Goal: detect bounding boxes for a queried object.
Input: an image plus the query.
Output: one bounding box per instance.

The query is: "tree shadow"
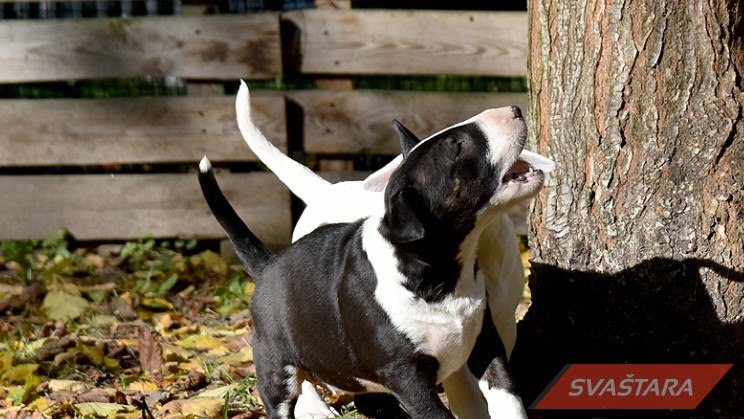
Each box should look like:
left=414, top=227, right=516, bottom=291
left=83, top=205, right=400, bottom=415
left=511, top=258, right=743, bottom=418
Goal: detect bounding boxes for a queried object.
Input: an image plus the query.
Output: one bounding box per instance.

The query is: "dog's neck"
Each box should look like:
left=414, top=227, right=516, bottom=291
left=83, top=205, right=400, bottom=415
left=374, top=215, right=484, bottom=303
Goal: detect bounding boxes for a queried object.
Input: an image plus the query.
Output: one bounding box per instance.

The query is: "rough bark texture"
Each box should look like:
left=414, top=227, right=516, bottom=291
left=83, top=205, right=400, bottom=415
left=513, top=0, right=743, bottom=416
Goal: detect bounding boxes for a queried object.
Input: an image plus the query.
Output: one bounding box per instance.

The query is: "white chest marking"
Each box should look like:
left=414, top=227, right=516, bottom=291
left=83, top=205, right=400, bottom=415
left=362, top=217, right=486, bottom=382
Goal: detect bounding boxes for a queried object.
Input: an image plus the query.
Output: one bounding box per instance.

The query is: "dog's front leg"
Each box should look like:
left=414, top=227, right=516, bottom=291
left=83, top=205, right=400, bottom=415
left=387, top=382, right=455, bottom=419
left=467, top=308, right=527, bottom=419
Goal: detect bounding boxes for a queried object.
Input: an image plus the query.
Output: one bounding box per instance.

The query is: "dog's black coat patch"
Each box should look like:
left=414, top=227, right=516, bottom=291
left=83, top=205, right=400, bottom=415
left=250, top=221, right=441, bottom=398
left=381, top=123, right=500, bottom=302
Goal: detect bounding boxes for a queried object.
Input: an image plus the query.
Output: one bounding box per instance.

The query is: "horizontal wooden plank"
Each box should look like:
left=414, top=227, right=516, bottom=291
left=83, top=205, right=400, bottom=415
left=0, top=14, right=281, bottom=83
left=0, top=94, right=285, bottom=166
left=0, top=173, right=291, bottom=246
left=283, top=10, right=527, bottom=76
left=291, top=90, right=528, bottom=154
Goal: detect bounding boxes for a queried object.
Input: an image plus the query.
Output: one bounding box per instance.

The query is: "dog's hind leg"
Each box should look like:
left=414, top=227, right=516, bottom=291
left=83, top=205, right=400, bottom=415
left=294, top=381, right=337, bottom=419
left=441, top=365, right=489, bottom=419
left=380, top=361, right=455, bottom=419
left=256, top=360, right=301, bottom=419
left=354, top=393, right=409, bottom=419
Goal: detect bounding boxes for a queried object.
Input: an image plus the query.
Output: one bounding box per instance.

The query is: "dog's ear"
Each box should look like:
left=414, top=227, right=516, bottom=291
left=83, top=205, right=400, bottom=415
left=393, top=120, right=421, bottom=158
left=382, top=186, right=425, bottom=243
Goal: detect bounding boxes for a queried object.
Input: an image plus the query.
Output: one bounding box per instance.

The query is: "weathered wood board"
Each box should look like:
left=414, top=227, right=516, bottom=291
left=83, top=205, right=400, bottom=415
left=291, top=90, right=528, bottom=154
left=283, top=10, right=528, bottom=76
left=0, top=14, right=281, bottom=82
left=0, top=94, right=285, bottom=166
left=0, top=173, right=291, bottom=246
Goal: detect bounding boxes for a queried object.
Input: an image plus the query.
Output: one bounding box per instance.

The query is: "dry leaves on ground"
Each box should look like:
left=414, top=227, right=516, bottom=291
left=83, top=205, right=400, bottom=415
left=0, top=231, right=264, bottom=418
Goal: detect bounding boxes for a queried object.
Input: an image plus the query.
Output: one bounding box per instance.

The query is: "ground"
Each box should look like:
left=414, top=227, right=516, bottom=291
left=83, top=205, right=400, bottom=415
left=0, top=231, right=531, bottom=418
left=0, top=231, right=358, bottom=419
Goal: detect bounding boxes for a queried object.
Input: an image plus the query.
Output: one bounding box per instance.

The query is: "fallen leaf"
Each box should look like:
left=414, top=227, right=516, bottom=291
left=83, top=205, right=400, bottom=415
left=109, top=296, right=138, bottom=321
left=160, top=397, right=223, bottom=418
left=140, top=297, right=174, bottom=311
left=42, top=283, right=89, bottom=321
left=174, top=335, right=227, bottom=352
left=48, top=379, right=89, bottom=392
left=195, top=383, right=237, bottom=399
left=127, top=380, right=159, bottom=392
left=74, top=402, right=135, bottom=417
left=190, top=251, right=228, bottom=276
left=1, top=364, right=39, bottom=384
left=139, top=328, right=164, bottom=375
left=0, top=351, right=13, bottom=371
left=27, top=396, right=50, bottom=411
left=216, top=346, right=253, bottom=366
left=176, top=358, right=204, bottom=374
left=4, top=386, right=24, bottom=404
left=161, top=344, right=190, bottom=363
left=0, top=406, right=45, bottom=419
left=243, top=281, right=256, bottom=300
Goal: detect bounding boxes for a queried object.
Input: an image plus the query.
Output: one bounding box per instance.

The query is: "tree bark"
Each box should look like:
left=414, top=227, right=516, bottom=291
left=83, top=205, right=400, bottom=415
left=513, top=0, right=743, bottom=415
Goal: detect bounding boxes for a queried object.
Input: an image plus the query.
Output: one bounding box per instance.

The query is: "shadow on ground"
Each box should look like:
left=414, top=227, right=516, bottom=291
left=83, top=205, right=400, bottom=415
left=511, top=258, right=743, bottom=419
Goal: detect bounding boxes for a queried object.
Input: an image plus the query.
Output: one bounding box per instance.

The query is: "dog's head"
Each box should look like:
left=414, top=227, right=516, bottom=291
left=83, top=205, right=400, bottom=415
left=380, top=107, right=552, bottom=244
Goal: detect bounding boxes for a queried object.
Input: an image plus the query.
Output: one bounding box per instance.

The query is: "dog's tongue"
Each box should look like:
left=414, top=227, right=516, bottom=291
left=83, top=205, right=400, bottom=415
left=519, top=149, right=556, bottom=173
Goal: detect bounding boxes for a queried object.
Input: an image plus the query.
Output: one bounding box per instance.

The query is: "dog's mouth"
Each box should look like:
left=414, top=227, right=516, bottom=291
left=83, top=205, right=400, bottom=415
left=502, top=149, right=556, bottom=184
left=502, top=159, right=538, bottom=183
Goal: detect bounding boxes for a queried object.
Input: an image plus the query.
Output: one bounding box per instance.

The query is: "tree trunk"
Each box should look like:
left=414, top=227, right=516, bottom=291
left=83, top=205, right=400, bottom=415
left=513, top=0, right=743, bottom=416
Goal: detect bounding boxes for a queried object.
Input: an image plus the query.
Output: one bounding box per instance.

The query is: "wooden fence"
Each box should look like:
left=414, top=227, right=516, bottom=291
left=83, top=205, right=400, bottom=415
left=0, top=8, right=528, bottom=247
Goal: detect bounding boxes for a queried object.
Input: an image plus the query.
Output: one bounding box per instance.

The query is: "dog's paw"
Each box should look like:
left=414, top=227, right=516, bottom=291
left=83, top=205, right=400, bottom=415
left=294, top=381, right=338, bottom=419
left=479, top=381, right=528, bottom=419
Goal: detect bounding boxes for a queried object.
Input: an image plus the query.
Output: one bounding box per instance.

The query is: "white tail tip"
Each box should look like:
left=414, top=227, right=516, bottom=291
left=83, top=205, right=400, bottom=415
left=199, top=155, right=212, bottom=173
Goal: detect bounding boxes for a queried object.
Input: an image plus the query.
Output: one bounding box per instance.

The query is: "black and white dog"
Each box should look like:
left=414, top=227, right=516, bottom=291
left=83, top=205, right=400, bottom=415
left=199, top=96, right=551, bottom=418
left=231, top=82, right=554, bottom=418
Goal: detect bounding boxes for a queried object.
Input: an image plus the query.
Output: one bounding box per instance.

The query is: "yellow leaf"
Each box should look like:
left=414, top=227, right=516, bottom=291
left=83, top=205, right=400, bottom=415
left=174, top=335, right=226, bottom=352
left=153, top=313, right=174, bottom=333
left=127, top=380, right=159, bottom=392
left=5, top=386, right=24, bottom=404
left=28, top=396, right=50, bottom=411
left=74, top=402, right=136, bottom=417
left=195, top=383, right=237, bottom=399
left=1, top=364, right=38, bottom=384
left=53, top=347, right=81, bottom=365
left=42, top=284, right=89, bottom=321
left=161, top=397, right=224, bottom=418
left=48, top=379, right=90, bottom=392
left=162, top=344, right=190, bottom=362
left=243, top=281, right=256, bottom=300
left=79, top=345, right=104, bottom=366
left=176, top=358, right=204, bottom=373
left=117, top=339, right=140, bottom=348
left=216, top=346, right=253, bottom=366
left=191, top=250, right=228, bottom=276
left=0, top=351, right=13, bottom=371
left=141, top=297, right=175, bottom=311
left=204, top=324, right=251, bottom=337
left=520, top=249, right=531, bottom=268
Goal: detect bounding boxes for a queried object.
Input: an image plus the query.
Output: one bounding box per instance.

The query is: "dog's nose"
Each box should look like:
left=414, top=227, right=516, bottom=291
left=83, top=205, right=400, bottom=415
left=511, top=106, right=522, bottom=119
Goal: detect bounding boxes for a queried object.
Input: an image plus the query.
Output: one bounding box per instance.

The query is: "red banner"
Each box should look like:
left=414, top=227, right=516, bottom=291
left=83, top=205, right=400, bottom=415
left=531, top=364, right=732, bottom=410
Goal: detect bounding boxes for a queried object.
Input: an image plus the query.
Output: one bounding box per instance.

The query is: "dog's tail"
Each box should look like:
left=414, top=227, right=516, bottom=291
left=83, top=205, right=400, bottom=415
left=198, top=156, right=274, bottom=280
left=236, top=80, right=331, bottom=205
